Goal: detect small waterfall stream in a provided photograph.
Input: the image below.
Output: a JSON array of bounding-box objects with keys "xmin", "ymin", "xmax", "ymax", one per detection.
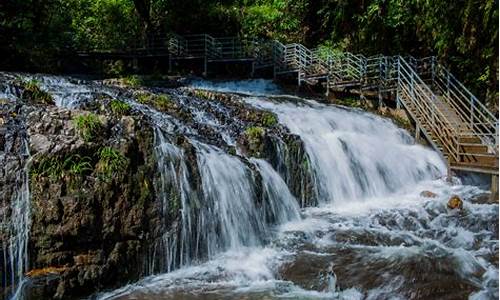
[
  {"xmin": 2, "ymin": 133, "xmax": 31, "ymax": 300},
  {"xmin": 0, "ymin": 75, "xmax": 497, "ymax": 300}
]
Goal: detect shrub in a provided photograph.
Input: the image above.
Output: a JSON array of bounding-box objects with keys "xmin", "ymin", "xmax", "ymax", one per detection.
[
  {"xmin": 261, "ymin": 112, "xmax": 278, "ymax": 127},
  {"xmin": 73, "ymin": 113, "xmax": 103, "ymax": 142},
  {"xmin": 245, "ymin": 126, "xmax": 265, "ymax": 140},
  {"xmin": 136, "ymin": 93, "xmax": 175, "ymax": 111},
  {"xmin": 96, "ymin": 147, "xmax": 128, "ymax": 181},
  {"xmin": 243, "ymin": 126, "xmax": 266, "ymax": 157},
  {"xmin": 110, "ymin": 99, "xmax": 131, "ymax": 116},
  {"xmin": 65, "ymin": 155, "xmax": 93, "ymax": 176},
  {"xmin": 136, "ymin": 93, "xmax": 151, "ymax": 104},
  {"xmin": 31, "ymin": 157, "xmax": 64, "ymax": 180}
]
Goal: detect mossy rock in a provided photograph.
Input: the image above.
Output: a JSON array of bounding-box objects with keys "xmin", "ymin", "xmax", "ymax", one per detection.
[{"xmin": 240, "ymin": 126, "xmax": 266, "ymax": 157}]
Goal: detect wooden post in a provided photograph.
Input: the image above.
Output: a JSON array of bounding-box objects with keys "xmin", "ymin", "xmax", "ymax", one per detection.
[{"xmin": 491, "ymin": 174, "xmax": 499, "ymax": 203}]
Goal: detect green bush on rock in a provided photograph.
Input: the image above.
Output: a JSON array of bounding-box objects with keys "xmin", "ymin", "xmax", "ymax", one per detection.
[
  {"xmin": 135, "ymin": 93, "xmax": 176, "ymax": 111},
  {"xmin": 73, "ymin": 113, "xmax": 103, "ymax": 142},
  {"xmin": 31, "ymin": 154, "xmax": 93, "ymax": 181},
  {"xmin": 261, "ymin": 112, "xmax": 278, "ymax": 127},
  {"xmin": 110, "ymin": 99, "xmax": 131, "ymax": 116},
  {"xmin": 245, "ymin": 126, "xmax": 265, "ymax": 141},
  {"xmin": 122, "ymin": 75, "xmax": 142, "ymax": 87},
  {"xmin": 96, "ymin": 147, "xmax": 128, "ymax": 181},
  {"xmin": 243, "ymin": 126, "xmax": 266, "ymax": 157}
]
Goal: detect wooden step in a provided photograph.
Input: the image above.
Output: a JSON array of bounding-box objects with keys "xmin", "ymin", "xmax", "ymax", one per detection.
[
  {"xmin": 459, "ymin": 136, "xmax": 482, "ymax": 144},
  {"xmin": 452, "ymin": 161, "xmax": 499, "ymax": 174},
  {"xmin": 458, "ymin": 143, "xmax": 489, "ymax": 155},
  {"xmin": 459, "ymin": 152, "xmax": 498, "ymax": 166}
]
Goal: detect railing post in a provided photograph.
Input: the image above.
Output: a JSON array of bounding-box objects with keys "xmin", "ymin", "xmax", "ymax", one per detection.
[
  {"xmin": 410, "ymin": 64, "xmax": 415, "ymax": 99},
  {"xmin": 470, "ymin": 95, "xmax": 474, "ymax": 127},
  {"xmin": 396, "ymin": 57, "xmax": 401, "ymax": 109},
  {"xmin": 446, "ymin": 71, "xmax": 451, "ymax": 98}
]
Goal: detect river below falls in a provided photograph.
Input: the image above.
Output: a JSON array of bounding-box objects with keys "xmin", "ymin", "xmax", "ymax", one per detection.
[{"xmin": 95, "ymin": 80, "xmax": 498, "ymax": 300}]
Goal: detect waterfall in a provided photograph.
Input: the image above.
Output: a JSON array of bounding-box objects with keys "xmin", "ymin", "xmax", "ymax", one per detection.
[
  {"xmin": 2, "ymin": 75, "xmax": 494, "ymax": 300},
  {"xmin": 244, "ymin": 97, "xmax": 447, "ymax": 203},
  {"xmin": 5, "ymin": 139, "xmax": 31, "ymax": 300},
  {"xmin": 250, "ymin": 158, "xmax": 301, "ymax": 225}
]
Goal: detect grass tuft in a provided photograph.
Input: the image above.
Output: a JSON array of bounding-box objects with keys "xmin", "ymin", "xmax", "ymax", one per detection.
[
  {"xmin": 110, "ymin": 99, "xmax": 131, "ymax": 116},
  {"xmin": 73, "ymin": 113, "xmax": 103, "ymax": 142},
  {"xmin": 96, "ymin": 147, "xmax": 128, "ymax": 181}
]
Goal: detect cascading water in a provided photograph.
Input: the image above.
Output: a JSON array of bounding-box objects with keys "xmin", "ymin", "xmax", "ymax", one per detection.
[
  {"xmin": 244, "ymin": 96, "xmax": 446, "ymax": 203},
  {"xmin": 1, "ymin": 74, "xmax": 496, "ymax": 300},
  {"xmin": 2, "ymin": 136, "xmax": 31, "ymax": 300},
  {"xmin": 149, "ymin": 128, "xmax": 302, "ymax": 272},
  {"xmin": 100, "ymin": 80, "xmax": 496, "ymax": 300}
]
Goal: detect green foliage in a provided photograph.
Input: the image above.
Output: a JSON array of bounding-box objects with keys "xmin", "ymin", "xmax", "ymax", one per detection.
[
  {"xmin": 31, "ymin": 157, "xmax": 64, "ymax": 181},
  {"xmin": 245, "ymin": 126, "xmax": 265, "ymax": 141},
  {"xmin": 21, "ymin": 80, "xmax": 54, "ymax": 105},
  {"xmin": 136, "ymin": 93, "xmax": 151, "ymax": 105},
  {"xmin": 110, "ymin": 99, "xmax": 131, "ymax": 116},
  {"xmin": 96, "ymin": 146, "xmax": 128, "ymax": 181},
  {"xmin": 66, "ymin": 154, "xmax": 93, "ymax": 176},
  {"xmin": 122, "ymin": 75, "xmax": 142, "ymax": 87},
  {"xmin": 1, "ymin": 0, "xmax": 497, "ymax": 111},
  {"xmin": 70, "ymin": 0, "xmax": 142, "ymax": 50},
  {"xmin": 236, "ymin": 0, "xmax": 308, "ymax": 42},
  {"xmin": 105, "ymin": 60, "xmax": 126, "ymax": 77},
  {"xmin": 261, "ymin": 112, "xmax": 278, "ymax": 127},
  {"xmin": 31, "ymin": 154, "xmax": 92, "ymax": 181},
  {"xmin": 73, "ymin": 113, "xmax": 103, "ymax": 142},
  {"xmin": 136, "ymin": 92, "xmax": 175, "ymax": 111},
  {"xmin": 243, "ymin": 126, "xmax": 266, "ymax": 157}
]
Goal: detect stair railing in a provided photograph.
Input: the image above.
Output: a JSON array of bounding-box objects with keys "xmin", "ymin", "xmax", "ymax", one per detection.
[
  {"xmin": 397, "ymin": 56, "xmax": 461, "ymax": 162},
  {"xmin": 431, "ymin": 63, "xmax": 498, "ymax": 151}
]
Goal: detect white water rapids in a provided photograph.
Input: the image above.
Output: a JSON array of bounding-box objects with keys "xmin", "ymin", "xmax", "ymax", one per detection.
[{"xmin": 97, "ymin": 79, "xmax": 498, "ymax": 300}]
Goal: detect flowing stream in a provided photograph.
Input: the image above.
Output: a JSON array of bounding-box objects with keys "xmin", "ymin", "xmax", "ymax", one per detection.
[
  {"xmin": 0, "ymin": 75, "xmax": 497, "ymax": 300},
  {"xmin": 98, "ymin": 79, "xmax": 498, "ymax": 300}
]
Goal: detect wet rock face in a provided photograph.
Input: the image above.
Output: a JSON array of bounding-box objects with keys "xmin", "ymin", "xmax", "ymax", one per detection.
[{"xmin": 21, "ymin": 105, "xmax": 167, "ymax": 299}]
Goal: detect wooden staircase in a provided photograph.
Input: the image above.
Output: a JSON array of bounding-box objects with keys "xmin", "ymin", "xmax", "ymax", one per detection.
[{"xmin": 396, "ymin": 58, "xmax": 498, "ymax": 174}]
